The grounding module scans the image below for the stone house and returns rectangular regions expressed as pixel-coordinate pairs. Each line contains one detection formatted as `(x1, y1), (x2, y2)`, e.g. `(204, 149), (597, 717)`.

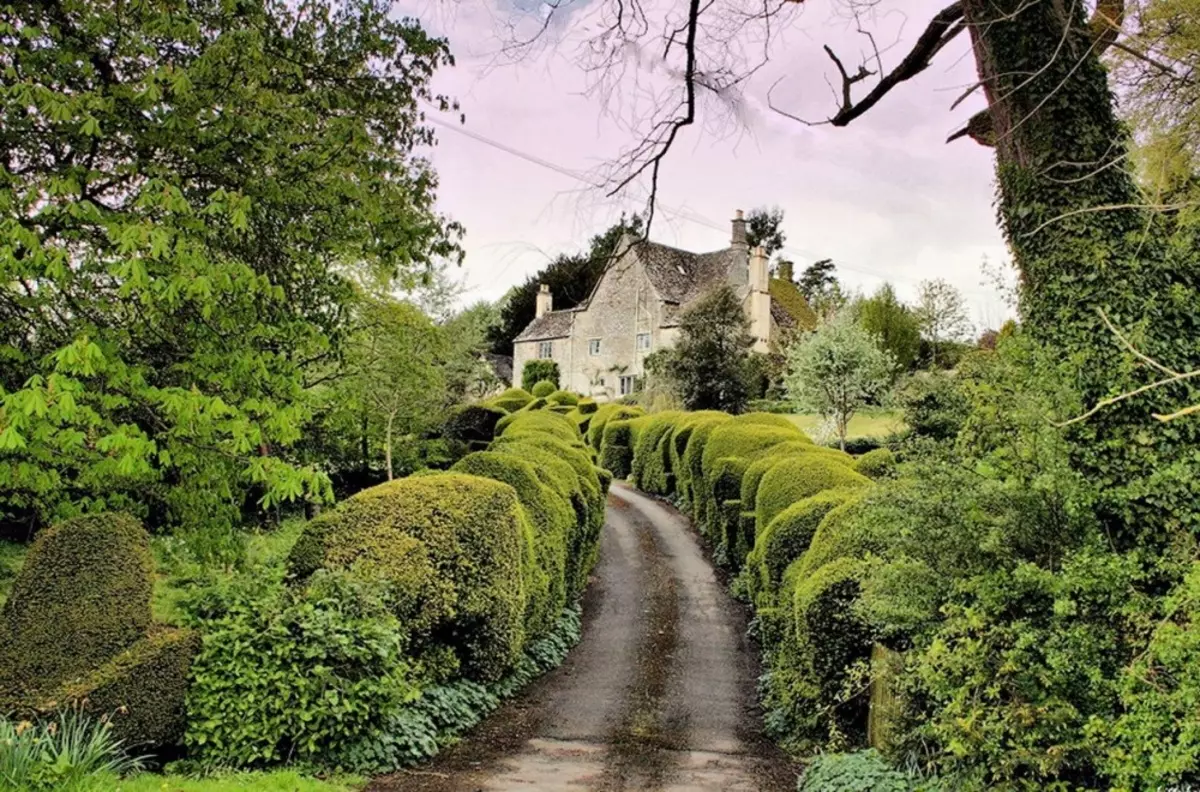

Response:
(513, 210), (816, 400)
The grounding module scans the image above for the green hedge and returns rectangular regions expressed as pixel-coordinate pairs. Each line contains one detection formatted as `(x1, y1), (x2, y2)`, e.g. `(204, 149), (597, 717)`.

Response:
(489, 387), (534, 413)
(745, 488), (858, 607)
(678, 414), (732, 513)
(496, 409), (578, 443)
(740, 444), (854, 514)
(531, 380), (556, 398)
(853, 448), (896, 479)
(755, 458), (869, 538)
(547, 390), (579, 406)
(630, 411), (684, 494)
(452, 452), (571, 637)
(0, 513), (154, 695)
(0, 513), (197, 749)
(586, 403), (644, 451)
(288, 474), (529, 682)
(57, 627), (199, 748)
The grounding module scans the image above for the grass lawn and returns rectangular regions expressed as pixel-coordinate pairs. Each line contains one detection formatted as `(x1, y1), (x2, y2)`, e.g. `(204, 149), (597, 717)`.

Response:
(786, 409), (906, 441)
(86, 770), (363, 792)
(0, 539), (28, 610)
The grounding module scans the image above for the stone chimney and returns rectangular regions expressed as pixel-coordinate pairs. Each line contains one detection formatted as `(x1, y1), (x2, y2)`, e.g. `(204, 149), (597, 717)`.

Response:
(731, 209), (747, 250)
(776, 259), (794, 283)
(728, 209), (749, 287)
(749, 246), (771, 352)
(749, 246), (769, 293)
(535, 283), (553, 318)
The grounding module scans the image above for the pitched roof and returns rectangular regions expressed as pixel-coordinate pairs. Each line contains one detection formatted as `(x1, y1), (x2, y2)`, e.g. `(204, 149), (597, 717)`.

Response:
(637, 241), (740, 305)
(513, 309), (574, 342)
(768, 277), (818, 332)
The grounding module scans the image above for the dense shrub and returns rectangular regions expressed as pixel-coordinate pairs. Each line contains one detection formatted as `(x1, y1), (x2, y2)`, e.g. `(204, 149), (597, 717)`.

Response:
(630, 411), (684, 494)
(521, 360), (560, 392)
(755, 458), (869, 537)
(441, 404), (507, 447)
(531, 380), (556, 398)
(576, 398), (598, 414)
(599, 419), (637, 479)
(181, 570), (420, 767)
(547, 390), (579, 406)
(287, 474), (529, 681)
(0, 513), (154, 694)
(740, 444), (854, 514)
(895, 372), (968, 441)
(489, 387), (534, 413)
(451, 452), (570, 636)
(496, 409), (579, 443)
(586, 403), (644, 451)
(852, 449), (896, 479)
(746, 489), (857, 606)
(797, 749), (925, 792)
(727, 411), (806, 431)
(677, 414), (732, 511)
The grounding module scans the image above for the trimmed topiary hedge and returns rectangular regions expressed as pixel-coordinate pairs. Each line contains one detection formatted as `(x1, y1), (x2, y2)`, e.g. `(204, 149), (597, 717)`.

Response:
(745, 488), (858, 606)
(451, 452), (571, 637)
(489, 387), (534, 413)
(600, 418), (637, 479)
(755, 457), (870, 538)
(853, 448), (897, 479)
(547, 390), (579, 406)
(531, 380), (557, 398)
(586, 403), (644, 451)
(0, 513), (198, 749)
(0, 513), (154, 695)
(288, 474), (530, 682)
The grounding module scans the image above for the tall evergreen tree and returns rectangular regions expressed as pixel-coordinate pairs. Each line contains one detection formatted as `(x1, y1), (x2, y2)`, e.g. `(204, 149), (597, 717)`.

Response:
(662, 286), (753, 413)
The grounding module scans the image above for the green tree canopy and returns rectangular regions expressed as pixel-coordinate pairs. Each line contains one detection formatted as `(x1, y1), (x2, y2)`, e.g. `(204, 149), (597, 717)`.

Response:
(745, 206), (787, 256)
(661, 285), (753, 413)
(0, 0), (461, 533)
(785, 313), (894, 450)
(854, 283), (922, 375)
(487, 213), (643, 355)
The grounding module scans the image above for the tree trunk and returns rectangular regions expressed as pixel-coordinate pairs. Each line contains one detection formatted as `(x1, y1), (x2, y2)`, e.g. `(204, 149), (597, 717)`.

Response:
(385, 411), (395, 481)
(961, 0), (1200, 542)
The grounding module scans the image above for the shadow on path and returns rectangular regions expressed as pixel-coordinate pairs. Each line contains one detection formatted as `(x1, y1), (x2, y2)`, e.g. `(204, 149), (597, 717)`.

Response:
(367, 483), (796, 792)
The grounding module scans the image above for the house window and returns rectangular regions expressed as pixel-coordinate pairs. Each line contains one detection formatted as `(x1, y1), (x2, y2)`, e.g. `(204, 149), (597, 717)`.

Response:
(588, 338), (601, 356)
(636, 332), (651, 352)
(619, 375), (636, 396)
(538, 341), (553, 359)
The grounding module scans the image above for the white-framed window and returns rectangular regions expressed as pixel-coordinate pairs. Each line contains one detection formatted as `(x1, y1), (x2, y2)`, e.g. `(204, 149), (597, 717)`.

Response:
(619, 375), (636, 396)
(588, 338), (601, 356)
(636, 332), (651, 351)
(538, 341), (553, 359)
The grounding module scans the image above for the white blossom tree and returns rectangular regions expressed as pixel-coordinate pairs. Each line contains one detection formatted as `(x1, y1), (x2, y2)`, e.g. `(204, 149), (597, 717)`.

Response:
(786, 314), (894, 451)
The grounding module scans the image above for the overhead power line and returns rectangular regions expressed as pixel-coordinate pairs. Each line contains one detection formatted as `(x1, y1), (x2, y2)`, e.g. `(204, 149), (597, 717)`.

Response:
(425, 113), (1003, 299)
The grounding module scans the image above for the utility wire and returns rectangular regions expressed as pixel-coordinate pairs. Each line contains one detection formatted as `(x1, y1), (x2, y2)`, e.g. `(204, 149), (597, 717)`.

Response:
(426, 113), (1003, 298)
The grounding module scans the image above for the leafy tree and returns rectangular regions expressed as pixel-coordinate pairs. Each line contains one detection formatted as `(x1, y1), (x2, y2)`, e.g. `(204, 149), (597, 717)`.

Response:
(521, 360), (560, 392)
(662, 285), (753, 413)
(347, 298), (446, 481)
(854, 284), (921, 375)
(786, 313), (894, 451)
(745, 206), (787, 256)
(487, 213), (643, 355)
(0, 0), (461, 532)
(797, 259), (846, 318)
(915, 279), (973, 368)
(441, 301), (503, 403)
(1110, 0), (1200, 197)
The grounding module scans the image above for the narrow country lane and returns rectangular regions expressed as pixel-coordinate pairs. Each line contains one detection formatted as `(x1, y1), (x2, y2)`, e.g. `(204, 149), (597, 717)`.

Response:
(369, 483), (796, 792)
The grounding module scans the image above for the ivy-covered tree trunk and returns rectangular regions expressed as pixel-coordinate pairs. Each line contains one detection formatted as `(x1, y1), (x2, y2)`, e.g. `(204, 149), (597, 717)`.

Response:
(963, 0), (1200, 543)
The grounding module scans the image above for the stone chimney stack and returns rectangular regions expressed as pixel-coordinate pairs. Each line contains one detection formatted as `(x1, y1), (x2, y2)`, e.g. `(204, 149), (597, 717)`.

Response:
(535, 283), (553, 318)
(749, 246), (769, 293)
(776, 259), (794, 283)
(731, 209), (747, 250)
(749, 247), (771, 352)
